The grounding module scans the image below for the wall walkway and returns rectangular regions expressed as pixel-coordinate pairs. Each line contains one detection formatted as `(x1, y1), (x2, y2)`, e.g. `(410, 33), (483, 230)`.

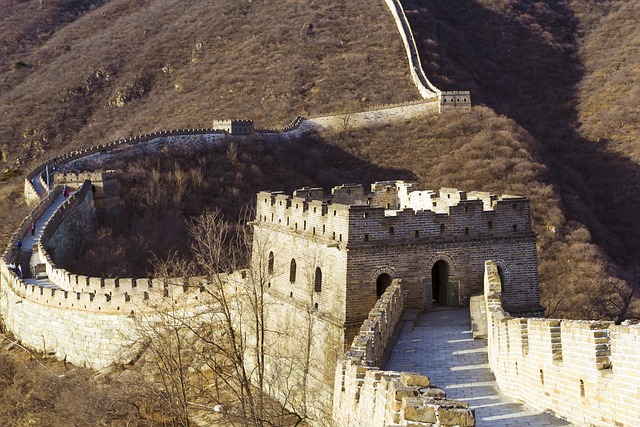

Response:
(1, 0), (473, 422)
(384, 0), (440, 99)
(483, 261), (640, 427)
(332, 281), (476, 427)
(386, 308), (574, 426)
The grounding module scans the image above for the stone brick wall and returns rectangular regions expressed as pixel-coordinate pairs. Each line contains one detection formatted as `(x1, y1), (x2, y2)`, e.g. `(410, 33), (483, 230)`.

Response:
(22, 128), (229, 207)
(41, 181), (97, 267)
(297, 99), (441, 134)
(332, 281), (475, 427)
(440, 91), (472, 112)
(0, 272), (138, 367)
(2, 0), (478, 420)
(254, 183), (538, 425)
(1, 180), (219, 368)
(250, 213), (347, 423)
(484, 260), (640, 427)
(53, 171), (120, 224)
(256, 183), (541, 341)
(212, 119), (254, 135)
(346, 236), (539, 325)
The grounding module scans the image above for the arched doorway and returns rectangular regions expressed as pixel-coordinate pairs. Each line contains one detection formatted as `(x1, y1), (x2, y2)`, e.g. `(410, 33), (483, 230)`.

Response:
(376, 273), (392, 297)
(431, 260), (449, 305)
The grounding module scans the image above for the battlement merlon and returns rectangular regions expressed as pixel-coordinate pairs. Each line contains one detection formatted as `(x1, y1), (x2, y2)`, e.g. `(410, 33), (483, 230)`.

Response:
(53, 170), (117, 186)
(258, 182), (529, 212)
(255, 182), (533, 244)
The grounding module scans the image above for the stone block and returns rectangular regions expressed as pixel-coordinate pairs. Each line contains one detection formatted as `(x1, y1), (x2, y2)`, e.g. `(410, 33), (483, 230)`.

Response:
(394, 386), (418, 401)
(401, 372), (430, 388)
(419, 386), (446, 399)
(437, 406), (475, 426)
(401, 397), (437, 423)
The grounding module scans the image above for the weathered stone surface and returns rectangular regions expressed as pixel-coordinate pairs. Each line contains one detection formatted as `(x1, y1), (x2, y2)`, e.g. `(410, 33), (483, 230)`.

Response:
(401, 398), (437, 423)
(401, 372), (430, 388)
(438, 406), (475, 426)
(419, 386), (446, 399)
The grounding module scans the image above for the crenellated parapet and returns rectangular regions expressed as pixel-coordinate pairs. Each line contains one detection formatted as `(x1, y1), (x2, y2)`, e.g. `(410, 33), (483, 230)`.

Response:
(256, 181), (533, 249)
(483, 260), (640, 427)
(383, 0), (472, 111)
(53, 170), (120, 223)
(53, 170), (116, 186)
(346, 280), (406, 367)
(8, 180), (225, 314)
(383, 0), (441, 100)
(332, 281), (475, 426)
(22, 128), (231, 207)
(2, 0), (479, 419)
(1, 176), (251, 368)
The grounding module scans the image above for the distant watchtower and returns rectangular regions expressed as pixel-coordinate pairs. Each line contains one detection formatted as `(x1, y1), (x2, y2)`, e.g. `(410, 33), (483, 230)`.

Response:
(439, 91), (472, 112)
(53, 170), (120, 225)
(253, 180), (542, 348)
(212, 119), (254, 135)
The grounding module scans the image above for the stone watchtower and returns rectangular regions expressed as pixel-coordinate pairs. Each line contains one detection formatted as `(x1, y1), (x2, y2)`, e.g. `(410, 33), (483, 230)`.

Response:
(212, 119), (254, 135)
(53, 170), (120, 225)
(251, 181), (542, 419)
(253, 180), (541, 346)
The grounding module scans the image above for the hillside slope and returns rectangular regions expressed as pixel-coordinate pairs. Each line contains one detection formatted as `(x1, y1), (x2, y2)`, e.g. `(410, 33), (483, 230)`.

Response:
(1, 0), (639, 321)
(0, 1), (639, 424)
(403, 0), (640, 299)
(0, 0), (415, 165)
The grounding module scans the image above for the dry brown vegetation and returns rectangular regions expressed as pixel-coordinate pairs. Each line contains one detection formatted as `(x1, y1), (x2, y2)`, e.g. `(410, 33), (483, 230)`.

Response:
(401, 0), (640, 318)
(65, 133), (412, 276)
(575, 1), (640, 159)
(1, 1), (635, 319)
(1, 0), (640, 423)
(68, 107), (635, 320)
(0, 337), (173, 427)
(0, 0), (414, 166)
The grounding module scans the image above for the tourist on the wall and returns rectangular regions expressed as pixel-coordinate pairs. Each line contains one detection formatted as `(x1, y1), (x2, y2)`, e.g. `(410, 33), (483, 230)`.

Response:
(17, 264), (23, 279)
(30, 222), (35, 236)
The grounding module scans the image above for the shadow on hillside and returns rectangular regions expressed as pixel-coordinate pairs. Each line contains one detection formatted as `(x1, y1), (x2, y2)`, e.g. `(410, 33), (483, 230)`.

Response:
(67, 134), (416, 278)
(405, 0), (640, 269)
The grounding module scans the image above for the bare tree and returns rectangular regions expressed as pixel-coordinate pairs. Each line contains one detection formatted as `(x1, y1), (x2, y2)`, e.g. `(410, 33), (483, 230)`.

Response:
(592, 267), (640, 324)
(131, 209), (307, 427)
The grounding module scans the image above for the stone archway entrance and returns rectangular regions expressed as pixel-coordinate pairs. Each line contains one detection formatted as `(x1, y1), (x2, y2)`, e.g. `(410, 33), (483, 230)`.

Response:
(376, 273), (392, 297)
(432, 260), (449, 306)
(424, 254), (459, 311)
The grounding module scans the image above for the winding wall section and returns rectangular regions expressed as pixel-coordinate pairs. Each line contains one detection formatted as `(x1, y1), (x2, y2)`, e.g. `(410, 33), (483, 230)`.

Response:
(483, 261), (640, 426)
(1, 0), (474, 422)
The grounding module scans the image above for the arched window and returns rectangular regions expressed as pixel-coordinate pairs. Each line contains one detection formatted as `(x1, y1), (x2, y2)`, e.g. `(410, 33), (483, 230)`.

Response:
(268, 252), (274, 275)
(289, 259), (297, 283)
(314, 267), (322, 292)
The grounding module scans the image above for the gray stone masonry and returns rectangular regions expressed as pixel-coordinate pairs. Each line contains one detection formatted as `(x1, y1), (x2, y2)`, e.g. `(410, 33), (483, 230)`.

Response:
(385, 307), (576, 427)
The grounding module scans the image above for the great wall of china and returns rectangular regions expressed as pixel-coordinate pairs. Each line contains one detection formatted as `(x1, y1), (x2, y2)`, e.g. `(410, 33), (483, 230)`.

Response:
(1, 0), (639, 426)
